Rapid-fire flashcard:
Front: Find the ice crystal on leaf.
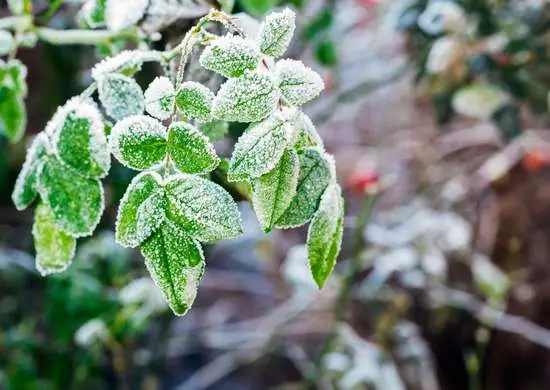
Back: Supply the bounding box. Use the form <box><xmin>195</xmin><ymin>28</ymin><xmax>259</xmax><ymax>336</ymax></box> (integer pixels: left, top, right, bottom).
<box><xmin>98</xmin><ymin>73</ymin><xmax>145</xmax><ymax>121</ymax></box>
<box><xmin>212</xmin><ymin>71</ymin><xmax>279</xmax><ymax>123</ymax></box>
<box><xmin>91</xmin><ymin>50</ymin><xmax>164</xmax><ymax>81</ymax></box>
<box><xmin>228</xmin><ymin>113</ymin><xmax>291</xmax><ymax>182</ymax></box>
<box><xmin>200</xmin><ymin>35</ymin><xmax>261</xmax><ymax>78</ymax></box>
<box><xmin>167</xmin><ymin>122</ymin><xmax>219</xmax><ymax>174</ymax></box>
<box><xmin>165</xmin><ymin>174</ymin><xmax>243</xmax><ymax>243</ymax></box>
<box><xmin>109</xmin><ymin>115</ymin><xmax>167</xmax><ymax>170</ymax></box>
<box><xmin>175</xmin><ymin>81</ymin><xmax>215</xmax><ymax>122</ymax></box>
<box><xmin>291</xmin><ymin>110</ymin><xmax>324</xmax><ymax>149</ymax></box>
<box><xmin>307</xmin><ymin>183</ymin><xmax>344</xmax><ymax>288</ymax></box>
<box><xmin>141</xmin><ymin>220</ymin><xmax>205</xmax><ymax>316</ymax></box>
<box><xmin>145</xmin><ymin>76</ymin><xmax>176</xmax><ymax>121</ymax></box>
<box><xmin>275</xmin><ymin>59</ymin><xmax>324</xmax><ymax>107</ymax></box>
<box><xmin>33</xmin><ymin>203</ymin><xmax>76</xmax><ymax>276</ymax></box>
<box><xmin>258</xmin><ymin>8</ymin><xmax>296</xmax><ymax>58</ymax></box>
<box><xmin>105</xmin><ymin>0</ymin><xmax>148</xmax><ymax>32</ymax></box>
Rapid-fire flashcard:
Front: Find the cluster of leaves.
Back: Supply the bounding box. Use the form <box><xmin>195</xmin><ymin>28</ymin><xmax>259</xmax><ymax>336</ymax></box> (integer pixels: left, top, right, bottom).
<box><xmin>11</xmin><ymin>8</ymin><xmax>344</xmax><ymax>316</ymax></box>
<box><xmin>398</xmin><ymin>0</ymin><xmax>550</xmax><ymax>140</ymax></box>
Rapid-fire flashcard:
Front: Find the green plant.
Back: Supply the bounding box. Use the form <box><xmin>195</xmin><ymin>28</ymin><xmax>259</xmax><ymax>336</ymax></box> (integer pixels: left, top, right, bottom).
<box><xmin>6</xmin><ymin>4</ymin><xmax>344</xmax><ymax>316</ymax></box>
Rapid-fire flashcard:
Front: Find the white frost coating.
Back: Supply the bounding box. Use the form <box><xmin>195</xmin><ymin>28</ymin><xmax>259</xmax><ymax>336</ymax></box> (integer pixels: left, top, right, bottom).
<box><xmin>145</xmin><ymin>76</ymin><xmax>176</xmax><ymax>120</ymax></box>
<box><xmin>258</xmin><ymin>8</ymin><xmax>296</xmax><ymax>58</ymax></box>
<box><xmin>275</xmin><ymin>59</ymin><xmax>324</xmax><ymax>107</ymax></box>
<box><xmin>200</xmin><ymin>34</ymin><xmax>261</xmax><ymax>78</ymax></box>
<box><xmin>175</xmin><ymin>81</ymin><xmax>215</xmax><ymax>122</ymax></box>
<box><xmin>98</xmin><ymin>73</ymin><xmax>145</xmax><ymax>121</ymax></box>
<box><xmin>292</xmin><ymin>110</ymin><xmax>324</xmax><ymax>149</ymax></box>
<box><xmin>141</xmin><ymin>0</ymin><xmax>210</xmax><ymax>33</ymax></box>
<box><xmin>91</xmin><ymin>50</ymin><xmax>164</xmax><ymax>81</ymax></box>
<box><xmin>105</xmin><ymin>0</ymin><xmax>148</xmax><ymax>32</ymax></box>
<box><xmin>44</xmin><ymin>96</ymin><xmax>85</xmax><ymax>136</ymax></box>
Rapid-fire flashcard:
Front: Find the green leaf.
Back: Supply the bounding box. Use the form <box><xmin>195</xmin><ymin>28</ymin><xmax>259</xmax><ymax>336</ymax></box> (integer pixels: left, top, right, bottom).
<box><xmin>258</xmin><ymin>8</ymin><xmax>296</xmax><ymax>58</ymax></box>
<box><xmin>212</xmin><ymin>71</ymin><xmax>279</xmax><ymax>123</ymax></box>
<box><xmin>12</xmin><ymin>133</ymin><xmax>49</xmax><ymax>211</ymax></box>
<box><xmin>141</xmin><ymin>220</ymin><xmax>205</xmax><ymax>316</ymax></box>
<box><xmin>167</xmin><ymin>122</ymin><xmax>219</xmax><ymax>174</ymax></box>
<box><xmin>175</xmin><ymin>81</ymin><xmax>215</xmax><ymax>122</ymax></box>
<box><xmin>79</xmin><ymin>0</ymin><xmax>107</xmax><ymax>28</ymax></box>
<box><xmin>252</xmin><ymin>148</ymin><xmax>299</xmax><ymax>232</ymax></box>
<box><xmin>0</xmin><ymin>87</ymin><xmax>26</xmax><ymax>143</ymax></box>
<box><xmin>307</xmin><ymin>183</ymin><xmax>344</xmax><ymax>288</ymax></box>
<box><xmin>52</xmin><ymin>102</ymin><xmax>110</xmax><ymax>178</ymax></box>
<box><xmin>116</xmin><ymin>171</ymin><xmax>165</xmax><ymax>248</ymax></box>
<box><xmin>200</xmin><ymin>35</ymin><xmax>261</xmax><ymax>78</ymax></box>
<box><xmin>145</xmin><ymin>76</ymin><xmax>175</xmax><ymax>121</ymax></box>
<box><xmin>37</xmin><ymin>157</ymin><xmax>104</xmax><ymax>237</ymax></box>
<box><xmin>33</xmin><ymin>203</ymin><xmax>76</xmax><ymax>276</ymax></box>
<box><xmin>0</xmin><ymin>59</ymin><xmax>27</xmax><ymax>94</ymax></box>
<box><xmin>98</xmin><ymin>73</ymin><xmax>144</xmax><ymax>121</ymax></box>
<box><xmin>165</xmin><ymin>174</ymin><xmax>243</xmax><ymax>243</ymax></box>
<box><xmin>291</xmin><ymin>110</ymin><xmax>324</xmax><ymax>149</ymax></box>
<box><xmin>275</xmin><ymin>59</ymin><xmax>324</xmax><ymax>106</ymax></box>
<box><xmin>109</xmin><ymin>115</ymin><xmax>167</xmax><ymax>170</ymax></box>
<box><xmin>275</xmin><ymin>148</ymin><xmax>331</xmax><ymax>228</ymax></box>
<box><xmin>228</xmin><ymin>113</ymin><xmax>291</xmax><ymax>182</ymax></box>
<box><xmin>198</xmin><ymin>120</ymin><xmax>229</xmax><ymax>142</ymax></box>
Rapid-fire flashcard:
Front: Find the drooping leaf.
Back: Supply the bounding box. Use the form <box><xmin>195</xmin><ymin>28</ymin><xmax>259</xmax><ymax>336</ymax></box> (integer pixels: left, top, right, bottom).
<box><xmin>275</xmin><ymin>148</ymin><xmax>331</xmax><ymax>228</ymax></box>
<box><xmin>275</xmin><ymin>59</ymin><xmax>324</xmax><ymax>106</ymax></box>
<box><xmin>199</xmin><ymin>35</ymin><xmax>261</xmax><ymax>78</ymax></box>
<box><xmin>116</xmin><ymin>171</ymin><xmax>165</xmax><ymax>247</ymax></box>
<box><xmin>258</xmin><ymin>8</ymin><xmax>296</xmax><ymax>58</ymax></box>
<box><xmin>37</xmin><ymin>157</ymin><xmax>104</xmax><ymax>237</ymax></box>
<box><xmin>145</xmin><ymin>76</ymin><xmax>176</xmax><ymax>120</ymax></box>
<box><xmin>165</xmin><ymin>174</ymin><xmax>243</xmax><ymax>243</ymax></box>
<box><xmin>228</xmin><ymin>113</ymin><xmax>291</xmax><ymax>182</ymax></box>
<box><xmin>109</xmin><ymin>115</ymin><xmax>167</xmax><ymax>170</ymax></box>
<box><xmin>12</xmin><ymin>133</ymin><xmax>49</xmax><ymax>211</ymax></box>
<box><xmin>33</xmin><ymin>203</ymin><xmax>76</xmax><ymax>276</ymax></box>
<box><xmin>291</xmin><ymin>110</ymin><xmax>324</xmax><ymax>149</ymax></box>
<box><xmin>211</xmin><ymin>71</ymin><xmax>279</xmax><ymax>123</ymax></box>
<box><xmin>252</xmin><ymin>148</ymin><xmax>299</xmax><ymax>232</ymax></box>
<box><xmin>98</xmin><ymin>73</ymin><xmax>145</xmax><ymax>121</ymax></box>
<box><xmin>306</xmin><ymin>183</ymin><xmax>344</xmax><ymax>288</ymax></box>
<box><xmin>198</xmin><ymin>119</ymin><xmax>229</xmax><ymax>141</ymax></box>
<box><xmin>141</xmin><ymin>220</ymin><xmax>205</xmax><ymax>316</ymax></box>
<box><xmin>167</xmin><ymin>122</ymin><xmax>219</xmax><ymax>174</ymax></box>
<box><xmin>175</xmin><ymin>81</ymin><xmax>215</xmax><ymax>122</ymax></box>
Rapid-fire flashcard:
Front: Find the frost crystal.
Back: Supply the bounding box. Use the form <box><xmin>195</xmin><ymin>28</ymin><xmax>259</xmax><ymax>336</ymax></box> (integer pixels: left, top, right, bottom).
<box><xmin>175</xmin><ymin>81</ymin><xmax>215</xmax><ymax>122</ymax></box>
<box><xmin>145</xmin><ymin>76</ymin><xmax>176</xmax><ymax>120</ymax></box>
<box><xmin>307</xmin><ymin>184</ymin><xmax>344</xmax><ymax>288</ymax></box>
<box><xmin>91</xmin><ymin>50</ymin><xmax>164</xmax><ymax>81</ymax></box>
<box><xmin>141</xmin><ymin>220</ymin><xmax>205</xmax><ymax>316</ymax></box>
<box><xmin>258</xmin><ymin>8</ymin><xmax>296</xmax><ymax>58</ymax></box>
<box><xmin>292</xmin><ymin>110</ymin><xmax>324</xmax><ymax>149</ymax></box>
<box><xmin>109</xmin><ymin>115</ymin><xmax>167</xmax><ymax>170</ymax></box>
<box><xmin>252</xmin><ymin>148</ymin><xmax>299</xmax><ymax>232</ymax></box>
<box><xmin>275</xmin><ymin>59</ymin><xmax>324</xmax><ymax>107</ymax></box>
<box><xmin>212</xmin><ymin>71</ymin><xmax>279</xmax><ymax>123</ymax></box>
<box><xmin>200</xmin><ymin>35</ymin><xmax>261</xmax><ymax>78</ymax></box>
<box><xmin>167</xmin><ymin>122</ymin><xmax>220</xmax><ymax>174</ymax></box>
<box><xmin>165</xmin><ymin>174</ymin><xmax>243</xmax><ymax>243</ymax></box>
<box><xmin>275</xmin><ymin>148</ymin><xmax>331</xmax><ymax>228</ymax></box>
<box><xmin>105</xmin><ymin>0</ymin><xmax>148</xmax><ymax>32</ymax></box>
<box><xmin>228</xmin><ymin>113</ymin><xmax>291</xmax><ymax>182</ymax></box>
<box><xmin>98</xmin><ymin>73</ymin><xmax>145</xmax><ymax>121</ymax></box>
<box><xmin>33</xmin><ymin>203</ymin><xmax>76</xmax><ymax>276</ymax></box>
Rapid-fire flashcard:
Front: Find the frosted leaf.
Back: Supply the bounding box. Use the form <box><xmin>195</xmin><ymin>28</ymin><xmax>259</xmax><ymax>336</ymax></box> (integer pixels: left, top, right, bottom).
<box><xmin>91</xmin><ymin>50</ymin><xmax>164</xmax><ymax>81</ymax></box>
<box><xmin>145</xmin><ymin>76</ymin><xmax>175</xmax><ymax>120</ymax></box>
<box><xmin>98</xmin><ymin>73</ymin><xmax>145</xmax><ymax>121</ymax></box>
<box><xmin>51</xmin><ymin>101</ymin><xmax>110</xmax><ymax>178</ymax></box>
<box><xmin>109</xmin><ymin>115</ymin><xmax>167</xmax><ymax>170</ymax></box>
<box><xmin>79</xmin><ymin>0</ymin><xmax>106</xmax><ymax>28</ymax></box>
<box><xmin>167</xmin><ymin>122</ymin><xmax>219</xmax><ymax>174</ymax></box>
<box><xmin>199</xmin><ymin>35</ymin><xmax>261</xmax><ymax>78</ymax></box>
<box><xmin>137</xmin><ymin>188</ymin><xmax>166</xmax><ymax>242</ymax></box>
<box><xmin>141</xmin><ymin>220</ymin><xmax>205</xmax><ymax>316</ymax></box>
<box><xmin>12</xmin><ymin>133</ymin><xmax>49</xmax><ymax>211</ymax></box>
<box><xmin>452</xmin><ymin>84</ymin><xmax>509</xmax><ymax>120</ymax></box>
<box><xmin>275</xmin><ymin>148</ymin><xmax>331</xmax><ymax>228</ymax></box>
<box><xmin>105</xmin><ymin>0</ymin><xmax>148</xmax><ymax>32</ymax></box>
<box><xmin>212</xmin><ymin>71</ymin><xmax>279</xmax><ymax>123</ymax></box>
<box><xmin>307</xmin><ymin>183</ymin><xmax>344</xmax><ymax>288</ymax></box>
<box><xmin>0</xmin><ymin>30</ymin><xmax>14</xmax><ymax>56</ymax></box>
<box><xmin>165</xmin><ymin>174</ymin><xmax>243</xmax><ymax>243</ymax></box>
<box><xmin>116</xmin><ymin>171</ymin><xmax>164</xmax><ymax>248</ymax></box>
<box><xmin>228</xmin><ymin>113</ymin><xmax>291</xmax><ymax>182</ymax></box>
<box><xmin>175</xmin><ymin>81</ymin><xmax>215</xmax><ymax>122</ymax></box>
<box><xmin>275</xmin><ymin>59</ymin><xmax>324</xmax><ymax>107</ymax></box>
<box><xmin>0</xmin><ymin>59</ymin><xmax>27</xmax><ymax>94</ymax></box>
<box><xmin>292</xmin><ymin>110</ymin><xmax>324</xmax><ymax>149</ymax></box>
<box><xmin>258</xmin><ymin>8</ymin><xmax>296</xmax><ymax>58</ymax></box>
<box><xmin>37</xmin><ymin>157</ymin><xmax>104</xmax><ymax>237</ymax></box>
<box><xmin>33</xmin><ymin>203</ymin><xmax>76</xmax><ymax>276</ymax></box>
<box><xmin>198</xmin><ymin>120</ymin><xmax>229</xmax><ymax>141</ymax></box>
<box><xmin>140</xmin><ymin>0</ymin><xmax>209</xmax><ymax>33</ymax></box>
<box><xmin>252</xmin><ymin>148</ymin><xmax>299</xmax><ymax>232</ymax></box>
<box><xmin>44</xmin><ymin>96</ymin><xmax>82</xmax><ymax>136</ymax></box>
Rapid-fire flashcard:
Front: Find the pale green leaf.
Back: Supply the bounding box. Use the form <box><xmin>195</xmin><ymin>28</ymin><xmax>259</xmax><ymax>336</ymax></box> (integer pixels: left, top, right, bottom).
<box><xmin>141</xmin><ymin>220</ymin><xmax>205</xmax><ymax>316</ymax></box>
<box><xmin>200</xmin><ymin>35</ymin><xmax>261</xmax><ymax>78</ymax></box>
<box><xmin>145</xmin><ymin>76</ymin><xmax>175</xmax><ymax>120</ymax></box>
<box><xmin>98</xmin><ymin>73</ymin><xmax>145</xmax><ymax>121</ymax></box>
<box><xmin>307</xmin><ymin>183</ymin><xmax>344</xmax><ymax>288</ymax></box>
<box><xmin>198</xmin><ymin>120</ymin><xmax>229</xmax><ymax>142</ymax></box>
<box><xmin>167</xmin><ymin>122</ymin><xmax>219</xmax><ymax>174</ymax></box>
<box><xmin>275</xmin><ymin>59</ymin><xmax>324</xmax><ymax>106</ymax></box>
<box><xmin>165</xmin><ymin>174</ymin><xmax>243</xmax><ymax>243</ymax></box>
<box><xmin>175</xmin><ymin>81</ymin><xmax>214</xmax><ymax>122</ymax></box>
<box><xmin>258</xmin><ymin>8</ymin><xmax>296</xmax><ymax>58</ymax></box>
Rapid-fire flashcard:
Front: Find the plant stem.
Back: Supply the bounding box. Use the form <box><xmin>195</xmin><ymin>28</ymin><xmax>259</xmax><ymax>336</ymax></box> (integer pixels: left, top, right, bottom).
<box><xmin>0</xmin><ymin>16</ymin><xmax>31</xmax><ymax>30</ymax></box>
<box><xmin>34</xmin><ymin>27</ymin><xmax>137</xmax><ymax>45</ymax></box>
